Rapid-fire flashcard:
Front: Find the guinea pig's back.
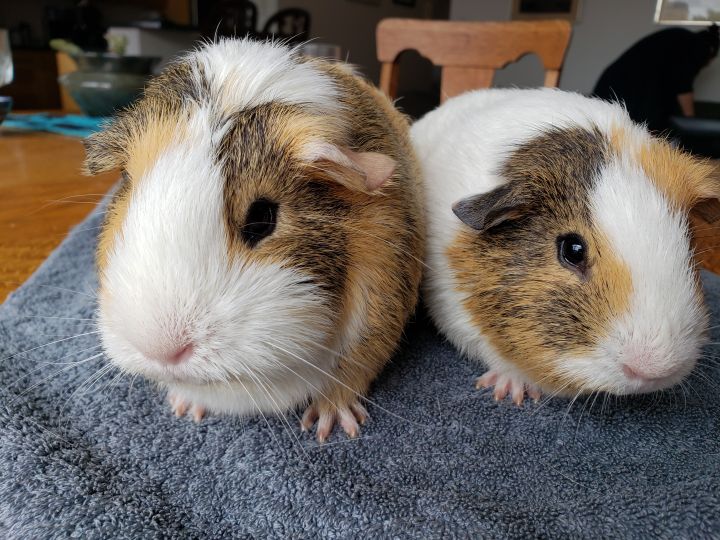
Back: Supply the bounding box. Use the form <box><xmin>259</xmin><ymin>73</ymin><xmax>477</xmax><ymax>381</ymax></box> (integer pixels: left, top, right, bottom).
<box><xmin>306</xmin><ymin>59</ymin><xmax>426</xmax><ymax>336</ymax></box>
<box><xmin>316</xmin><ymin>61</ymin><xmax>422</xmax><ymax>201</ymax></box>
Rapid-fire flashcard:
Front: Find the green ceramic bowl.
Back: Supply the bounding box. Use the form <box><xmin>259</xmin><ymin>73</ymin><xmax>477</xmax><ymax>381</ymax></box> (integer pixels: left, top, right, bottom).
<box><xmin>59</xmin><ymin>71</ymin><xmax>149</xmax><ymax>117</ymax></box>
<box><xmin>71</xmin><ymin>53</ymin><xmax>160</xmax><ymax>75</ymax></box>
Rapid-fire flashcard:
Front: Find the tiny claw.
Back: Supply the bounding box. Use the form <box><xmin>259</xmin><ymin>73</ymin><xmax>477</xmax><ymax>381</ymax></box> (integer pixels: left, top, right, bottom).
<box><xmin>168</xmin><ymin>392</ymin><xmax>207</xmax><ymax>420</ymax></box>
<box><xmin>511</xmin><ymin>381</ymin><xmax>525</xmax><ymax>406</ymax></box>
<box><xmin>351</xmin><ymin>402</ymin><xmax>369</xmax><ymax>425</ymax></box>
<box><xmin>191</xmin><ymin>405</ymin><xmax>206</xmax><ymax>423</ymax></box>
<box><xmin>493</xmin><ymin>379</ymin><xmax>510</xmax><ymax>401</ymax></box>
<box><xmin>339</xmin><ymin>409</ymin><xmax>359</xmax><ymax>438</ymax></box>
<box><xmin>300</xmin><ymin>405</ymin><xmax>318</xmax><ymax>432</ymax></box>
<box><xmin>301</xmin><ymin>399</ymin><xmax>368</xmax><ymax>442</ymax></box>
<box><xmin>315</xmin><ymin>413</ymin><xmax>334</xmax><ymax>444</ymax></box>
<box><xmin>475</xmin><ymin>371</ymin><xmax>498</xmax><ymax>389</ymax></box>
<box><xmin>477</xmin><ymin>369</ymin><xmax>542</xmax><ymax>406</ymax></box>
<box><xmin>173</xmin><ymin>400</ymin><xmax>188</xmax><ymax>417</ymax></box>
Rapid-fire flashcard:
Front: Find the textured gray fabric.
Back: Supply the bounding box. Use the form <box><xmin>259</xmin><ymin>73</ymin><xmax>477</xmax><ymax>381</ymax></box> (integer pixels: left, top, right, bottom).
<box><xmin>1</xmin><ymin>202</ymin><xmax>720</xmax><ymax>539</ymax></box>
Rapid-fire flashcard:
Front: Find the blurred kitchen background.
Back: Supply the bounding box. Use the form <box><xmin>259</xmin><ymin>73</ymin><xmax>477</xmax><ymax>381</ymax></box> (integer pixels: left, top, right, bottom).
<box><xmin>3</xmin><ymin>0</ymin><xmax>720</xmax><ymax>300</ymax></box>
<box><xmin>1</xmin><ymin>0</ymin><xmax>718</xmax><ymax>119</ymax></box>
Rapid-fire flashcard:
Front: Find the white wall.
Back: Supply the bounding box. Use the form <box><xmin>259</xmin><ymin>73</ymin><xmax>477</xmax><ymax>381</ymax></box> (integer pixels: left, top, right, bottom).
<box><xmin>450</xmin><ymin>0</ymin><xmax>720</xmax><ymax>102</ymax></box>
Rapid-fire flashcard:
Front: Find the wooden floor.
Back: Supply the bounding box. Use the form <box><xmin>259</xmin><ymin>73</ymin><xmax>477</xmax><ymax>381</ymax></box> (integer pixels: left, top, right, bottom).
<box><xmin>0</xmin><ymin>128</ymin><xmax>720</xmax><ymax>304</ymax></box>
<box><xmin>0</xmin><ymin>129</ymin><xmax>118</xmax><ymax>302</ymax></box>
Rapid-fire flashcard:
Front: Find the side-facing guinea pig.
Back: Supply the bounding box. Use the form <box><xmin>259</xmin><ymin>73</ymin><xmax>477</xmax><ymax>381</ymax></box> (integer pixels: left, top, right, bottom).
<box><xmin>411</xmin><ymin>88</ymin><xmax>717</xmax><ymax>404</ymax></box>
<box><xmin>83</xmin><ymin>39</ymin><xmax>424</xmax><ymax>441</ymax></box>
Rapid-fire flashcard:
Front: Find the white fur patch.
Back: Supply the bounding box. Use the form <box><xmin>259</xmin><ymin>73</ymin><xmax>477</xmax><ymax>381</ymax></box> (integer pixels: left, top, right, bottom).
<box><xmin>185</xmin><ymin>38</ymin><xmax>343</xmax><ymax>118</ymax></box>
<box><xmin>560</xmin><ymin>155</ymin><xmax>705</xmax><ymax>394</ymax></box>
<box><xmin>99</xmin><ymin>107</ymin><xmax>338</xmax><ymax>416</ymax></box>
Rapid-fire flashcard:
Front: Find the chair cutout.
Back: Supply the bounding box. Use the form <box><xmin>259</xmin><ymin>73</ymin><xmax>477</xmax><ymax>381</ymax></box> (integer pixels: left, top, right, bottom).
<box><xmin>376</xmin><ymin>19</ymin><xmax>572</xmax><ymax>102</ymax></box>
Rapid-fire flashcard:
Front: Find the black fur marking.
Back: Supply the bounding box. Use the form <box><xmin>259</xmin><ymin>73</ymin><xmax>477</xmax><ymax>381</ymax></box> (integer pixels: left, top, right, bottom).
<box><xmin>459</xmin><ymin>126</ymin><xmax>612</xmax><ymax>353</ymax></box>
<box><xmin>219</xmin><ymin>103</ymin><xmax>351</xmax><ymax>309</ymax></box>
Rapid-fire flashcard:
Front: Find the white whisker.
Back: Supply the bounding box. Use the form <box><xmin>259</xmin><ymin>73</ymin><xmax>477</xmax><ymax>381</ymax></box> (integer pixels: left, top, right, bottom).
<box><xmin>1</xmin><ymin>331</ymin><xmax>101</xmax><ymax>362</ymax></box>
<box><xmin>265</xmin><ymin>338</ymin><xmax>427</xmax><ymax>429</ymax></box>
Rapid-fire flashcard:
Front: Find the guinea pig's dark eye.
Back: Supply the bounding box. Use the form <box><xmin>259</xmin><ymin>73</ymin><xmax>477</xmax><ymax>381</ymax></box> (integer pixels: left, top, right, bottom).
<box><xmin>242</xmin><ymin>199</ymin><xmax>278</xmax><ymax>247</ymax></box>
<box><xmin>557</xmin><ymin>233</ymin><xmax>587</xmax><ymax>273</ymax></box>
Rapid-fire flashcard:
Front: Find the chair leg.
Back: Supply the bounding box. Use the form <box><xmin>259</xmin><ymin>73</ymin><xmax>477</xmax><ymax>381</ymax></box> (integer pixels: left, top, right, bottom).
<box><xmin>379</xmin><ymin>62</ymin><xmax>400</xmax><ymax>99</ymax></box>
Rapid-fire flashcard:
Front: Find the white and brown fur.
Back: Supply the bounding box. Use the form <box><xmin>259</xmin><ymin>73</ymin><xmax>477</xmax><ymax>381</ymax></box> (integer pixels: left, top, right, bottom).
<box><xmin>411</xmin><ymin>88</ymin><xmax>717</xmax><ymax>403</ymax></box>
<box><xmin>84</xmin><ymin>39</ymin><xmax>424</xmax><ymax>441</ymax></box>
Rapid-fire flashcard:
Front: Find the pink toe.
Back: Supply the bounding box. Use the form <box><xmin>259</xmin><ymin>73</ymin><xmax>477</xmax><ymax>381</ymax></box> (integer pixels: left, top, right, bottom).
<box><xmin>300</xmin><ymin>405</ymin><xmax>318</xmax><ymax>432</ymax></box>
<box><xmin>476</xmin><ymin>371</ymin><xmax>498</xmax><ymax>389</ymax></box>
<box><xmin>351</xmin><ymin>402</ymin><xmax>369</xmax><ymax>425</ymax></box>
<box><xmin>511</xmin><ymin>384</ymin><xmax>525</xmax><ymax>406</ymax></box>
<box><xmin>191</xmin><ymin>406</ymin><xmax>205</xmax><ymax>423</ymax></box>
<box><xmin>339</xmin><ymin>409</ymin><xmax>360</xmax><ymax>438</ymax></box>
<box><xmin>316</xmin><ymin>413</ymin><xmax>335</xmax><ymax>443</ymax></box>
<box><xmin>174</xmin><ymin>401</ymin><xmax>188</xmax><ymax>417</ymax></box>
<box><xmin>494</xmin><ymin>379</ymin><xmax>510</xmax><ymax>401</ymax></box>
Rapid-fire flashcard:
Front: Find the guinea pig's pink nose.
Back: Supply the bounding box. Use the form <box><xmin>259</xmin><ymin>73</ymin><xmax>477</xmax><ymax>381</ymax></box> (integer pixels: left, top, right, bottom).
<box><xmin>144</xmin><ymin>343</ymin><xmax>195</xmax><ymax>365</ymax></box>
<box><xmin>167</xmin><ymin>344</ymin><xmax>195</xmax><ymax>364</ymax></box>
<box><xmin>622</xmin><ymin>363</ymin><xmax>646</xmax><ymax>380</ymax></box>
<box><xmin>620</xmin><ymin>346</ymin><xmax>677</xmax><ymax>381</ymax></box>
<box><xmin>621</xmin><ymin>361</ymin><xmax>669</xmax><ymax>381</ymax></box>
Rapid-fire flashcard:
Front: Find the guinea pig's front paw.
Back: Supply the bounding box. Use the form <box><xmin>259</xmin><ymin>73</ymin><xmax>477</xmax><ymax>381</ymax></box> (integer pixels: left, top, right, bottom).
<box><xmin>475</xmin><ymin>370</ymin><xmax>541</xmax><ymax>406</ymax></box>
<box><xmin>168</xmin><ymin>391</ymin><xmax>206</xmax><ymax>423</ymax></box>
<box><xmin>300</xmin><ymin>398</ymin><xmax>369</xmax><ymax>443</ymax></box>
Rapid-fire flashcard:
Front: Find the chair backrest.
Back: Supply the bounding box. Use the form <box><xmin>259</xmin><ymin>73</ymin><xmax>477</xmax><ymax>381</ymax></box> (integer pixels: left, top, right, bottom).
<box><xmin>376</xmin><ymin>19</ymin><xmax>572</xmax><ymax>102</ymax></box>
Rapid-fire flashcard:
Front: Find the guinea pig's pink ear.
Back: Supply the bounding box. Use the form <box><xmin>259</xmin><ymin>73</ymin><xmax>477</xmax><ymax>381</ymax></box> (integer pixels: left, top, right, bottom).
<box><xmin>452</xmin><ymin>183</ymin><xmax>529</xmax><ymax>232</ymax></box>
<box><xmin>300</xmin><ymin>141</ymin><xmax>395</xmax><ymax>194</ymax></box>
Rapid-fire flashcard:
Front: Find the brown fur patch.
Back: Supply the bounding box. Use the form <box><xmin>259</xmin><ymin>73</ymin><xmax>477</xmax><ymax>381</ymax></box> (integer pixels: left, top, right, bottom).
<box><xmin>124</xmin><ymin>115</ymin><xmax>189</xmax><ymax>182</ymax></box>
<box><xmin>83</xmin><ymin>57</ymin><xmax>208</xmax><ymax>175</ymax></box>
<box><xmin>96</xmin><ymin>173</ymin><xmax>132</xmax><ymax>273</ymax></box>
<box><xmin>312</xmin><ymin>62</ymin><xmax>424</xmax><ymax>405</ymax></box>
<box><xmin>447</xmin><ymin>127</ymin><xmax>632</xmax><ymax>393</ymax></box>
<box><xmin>610</xmin><ymin>126</ymin><xmax>717</xmax><ymax>210</ymax></box>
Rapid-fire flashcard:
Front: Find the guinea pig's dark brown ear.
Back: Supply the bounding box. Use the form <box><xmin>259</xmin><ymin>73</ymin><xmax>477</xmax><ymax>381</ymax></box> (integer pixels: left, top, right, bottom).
<box><xmin>82</xmin><ymin>121</ymin><xmax>128</xmax><ymax>175</ymax></box>
<box><xmin>300</xmin><ymin>142</ymin><xmax>395</xmax><ymax>194</ymax></box>
<box><xmin>452</xmin><ymin>183</ymin><xmax>530</xmax><ymax>232</ymax></box>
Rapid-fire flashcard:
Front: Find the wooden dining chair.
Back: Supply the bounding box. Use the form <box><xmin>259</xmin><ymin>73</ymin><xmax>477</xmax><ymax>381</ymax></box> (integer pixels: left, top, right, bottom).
<box><xmin>376</xmin><ymin>19</ymin><xmax>572</xmax><ymax>102</ymax></box>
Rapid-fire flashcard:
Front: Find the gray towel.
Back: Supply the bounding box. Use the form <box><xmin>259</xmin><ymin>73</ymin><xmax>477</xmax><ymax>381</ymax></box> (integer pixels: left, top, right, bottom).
<box><xmin>1</xmin><ymin>202</ymin><xmax>719</xmax><ymax>539</ymax></box>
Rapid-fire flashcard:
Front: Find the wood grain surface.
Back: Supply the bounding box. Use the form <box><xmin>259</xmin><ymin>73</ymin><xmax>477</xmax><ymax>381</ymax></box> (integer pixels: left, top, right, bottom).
<box><xmin>0</xmin><ymin>129</ymin><xmax>118</xmax><ymax>302</ymax></box>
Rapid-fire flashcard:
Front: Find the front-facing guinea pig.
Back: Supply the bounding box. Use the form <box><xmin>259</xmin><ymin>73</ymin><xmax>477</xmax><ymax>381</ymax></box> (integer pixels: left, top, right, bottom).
<box><xmin>83</xmin><ymin>39</ymin><xmax>424</xmax><ymax>441</ymax></box>
<box><xmin>411</xmin><ymin>88</ymin><xmax>717</xmax><ymax>404</ymax></box>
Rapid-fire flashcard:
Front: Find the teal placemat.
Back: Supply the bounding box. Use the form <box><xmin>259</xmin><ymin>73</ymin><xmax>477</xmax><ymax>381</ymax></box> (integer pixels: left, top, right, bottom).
<box><xmin>2</xmin><ymin>113</ymin><xmax>107</xmax><ymax>138</ymax></box>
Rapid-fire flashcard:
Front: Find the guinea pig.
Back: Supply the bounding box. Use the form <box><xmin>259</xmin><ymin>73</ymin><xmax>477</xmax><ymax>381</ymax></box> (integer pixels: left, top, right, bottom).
<box><xmin>411</xmin><ymin>88</ymin><xmax>717</xmax><ymax>404</ymax></box>
<box><xmin>83</xmin><ymin>39</ymin><xmax>424</xmax><ymax>442</ymax></box>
